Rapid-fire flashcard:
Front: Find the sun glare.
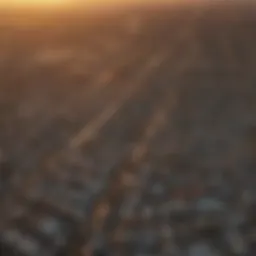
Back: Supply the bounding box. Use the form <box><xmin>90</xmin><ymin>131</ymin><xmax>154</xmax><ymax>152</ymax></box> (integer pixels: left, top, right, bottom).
<box><xmin>1</xmin><ymin>0</ymin><xmax>72</xmax><ymax>9</ymax></box>
<box><xmin>0</xmin><ymin>0</ymin><xmax>183</xmax><ymax>11</ymax></box>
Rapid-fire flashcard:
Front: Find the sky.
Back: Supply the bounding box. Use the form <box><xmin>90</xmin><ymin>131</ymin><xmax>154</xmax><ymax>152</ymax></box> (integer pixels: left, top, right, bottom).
<box><xmin>0</xmin><ymin>0</ymin><xmax>182</xmax><ymax>9</ymax></box>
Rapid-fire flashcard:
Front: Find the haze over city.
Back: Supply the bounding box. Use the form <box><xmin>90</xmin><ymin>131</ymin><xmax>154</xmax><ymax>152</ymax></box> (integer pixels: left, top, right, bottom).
<box><xmin>0</xmin><ymin>0</ymin><xmax>255</xmax><ymax>256</ymax></box>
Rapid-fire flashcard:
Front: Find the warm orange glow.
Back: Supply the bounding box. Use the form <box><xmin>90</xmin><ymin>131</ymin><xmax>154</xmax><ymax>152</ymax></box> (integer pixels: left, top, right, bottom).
<box><xmin>1</xmin><ymin>0</ymin><xmax>71</xmax><ymax>9</ymax></box>
<box><xmin>0</xmin><ymin>0</ymin><xmax>183</xmax><ymax>10</ymax></box>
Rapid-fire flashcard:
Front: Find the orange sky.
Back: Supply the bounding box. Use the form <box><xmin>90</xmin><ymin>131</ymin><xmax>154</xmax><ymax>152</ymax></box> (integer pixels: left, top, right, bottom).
<box><xmin>0</xmin><ymin>0</ymin><xmax>182</xmax><ymax>9</ymax></box>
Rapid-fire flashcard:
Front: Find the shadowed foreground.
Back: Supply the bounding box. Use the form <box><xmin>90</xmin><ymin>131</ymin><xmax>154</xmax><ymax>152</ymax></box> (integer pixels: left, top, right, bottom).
<box><xmin>0</xmin><ymin>2</ymin><xmax>256</xmax><ymax>256</ymax></box>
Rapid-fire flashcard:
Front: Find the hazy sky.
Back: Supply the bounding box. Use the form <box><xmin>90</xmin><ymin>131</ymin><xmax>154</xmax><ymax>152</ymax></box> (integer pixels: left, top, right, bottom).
<box><xmin>0</xmin><ymin>0</ymin><xmax>182</xmax><ymax>9</ymax></box>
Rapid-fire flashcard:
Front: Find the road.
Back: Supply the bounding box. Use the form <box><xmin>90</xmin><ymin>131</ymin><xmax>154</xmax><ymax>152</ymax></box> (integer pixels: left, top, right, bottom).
<box><xmin>0</xmin><ymin>2</ymin><xmax>256</xmax><ymax>256</ymax></box>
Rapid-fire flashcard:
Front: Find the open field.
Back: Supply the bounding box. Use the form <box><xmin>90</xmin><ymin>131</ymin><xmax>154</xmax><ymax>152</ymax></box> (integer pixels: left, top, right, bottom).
<box><xmin>0</xmin><ymin>2</ymin><xmax>256</xmax><ymax>255</ymax></box>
